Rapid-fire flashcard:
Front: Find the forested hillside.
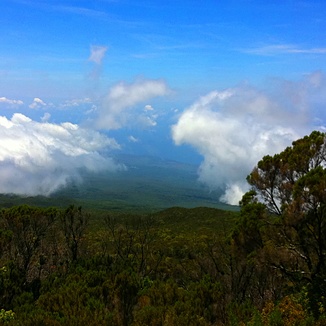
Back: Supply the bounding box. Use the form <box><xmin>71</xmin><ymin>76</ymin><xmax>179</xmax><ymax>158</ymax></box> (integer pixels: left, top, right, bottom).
<box><xmin>1</xmin><ymin>131</ymin><xmax>326</xmax><ymax>325</ymax></box>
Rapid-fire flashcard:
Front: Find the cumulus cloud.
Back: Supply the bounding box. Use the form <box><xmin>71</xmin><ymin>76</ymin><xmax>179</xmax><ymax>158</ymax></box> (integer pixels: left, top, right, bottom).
<box><xmin>88</xmin><ymin>45</ymin><xmax>108</xmax><ymax>64</ymax></box>
<box><xmin>0</xmin><ymin>113</ymin><xmax>120</xmax><ymax>196</ymax></box>
<box><xmin>95</xmin><ymin>79</ymin><xmax>169</xmax><ymax>129</ymax></box>
<box><xmin>0</xmin><ymin>97</ymin><xmax>24</xmax><ymax>106</ymax></box>
<box><xmin>29</xmin><ymin>97</ymin><xmax>47</xmax><ymax>109</ymax></box>
<box><xmin>172</xmin><ymin>73</ymin><xmax>324</xmax><ymax>205</ymax></box>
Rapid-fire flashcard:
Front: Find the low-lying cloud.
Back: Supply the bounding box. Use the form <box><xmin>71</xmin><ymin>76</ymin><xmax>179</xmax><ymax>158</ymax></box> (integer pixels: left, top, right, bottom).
<box><xmin>172</xmin><ymin>72</ymin><xmax>324</xmax><ymax>205</ymax></box>
<box><xmin>0</xmin><ymin>113</ymin><xmax>120</xmax><ymax>196</ymax></box>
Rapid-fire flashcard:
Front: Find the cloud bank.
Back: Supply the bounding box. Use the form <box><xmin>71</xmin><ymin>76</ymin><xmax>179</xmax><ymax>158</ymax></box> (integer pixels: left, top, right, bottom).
<box><xmin>172</xmin><ymin>72</ymin><xmax>324</xmax><ymax>205</ymax></box>
<box><xmin>95</xmin><ymin>79</ymin><xmax>169</xmax><ymax>129</ymax></box>
<box><xmin>0</xmin><ymin>113</ymin><xmax>120</xmax><ymax>196</ymax></box>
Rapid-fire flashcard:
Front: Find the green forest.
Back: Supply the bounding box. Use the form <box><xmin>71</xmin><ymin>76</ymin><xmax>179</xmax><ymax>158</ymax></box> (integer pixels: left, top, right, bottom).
<box><xmin>1</xmin><ymin>131</ymin><xmax>326</xmax><ymax>325</ymax></box>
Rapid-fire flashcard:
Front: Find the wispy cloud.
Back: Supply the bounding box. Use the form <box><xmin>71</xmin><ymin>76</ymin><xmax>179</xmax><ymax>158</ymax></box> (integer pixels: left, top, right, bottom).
<box><xmin>0</xmin><ymin>97</ymin><xmax>24</xmax><ymax>106</ymax></box>
<box><xmin>244</xmin><ymin>44</ymin><xmax>326</xmax><ymax>55</ymax></box>
<box><xmin>53</xmin><ymin>5</ymin><xmax>107</xmax><ymax>17</ymax></box>
<box><xmin>13</xmin><ymin>1</ymin><xmax>107</xmax><ymax>18</ymax></box>
<box><xmin>89</xmin><ymin>45</ymin><xmax>108</xmax><ymax>65</ymax></box>
<box><xmin>128</xmin><ymin>135</ymin><xmax>139</xmax><ymax>143</ymax></box>
<box><xmin>88</xmin><ymin>45</ymin><xmax>108</xmax><ymax>80</ymax></box>
<box><xmin>144</xmin><ymin>104</ymin><xmax>154</xmax><ymax>111</ymax></box>
<box><xmin>41</xmin><ymin>112</ymin><xmax>51</xmax><ymax>122</ymax></box>
<box><xmin>59</xmin><ymin>97</ymin><xmax>93</xmax><ymax>109</ymax></box>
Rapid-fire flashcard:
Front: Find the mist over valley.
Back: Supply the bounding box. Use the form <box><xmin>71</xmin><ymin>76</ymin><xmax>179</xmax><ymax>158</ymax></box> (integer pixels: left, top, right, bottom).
<box><xmin>0</xmin><ymin>154</ymin><xmax>236</xmax><ymax>213</ymax></box>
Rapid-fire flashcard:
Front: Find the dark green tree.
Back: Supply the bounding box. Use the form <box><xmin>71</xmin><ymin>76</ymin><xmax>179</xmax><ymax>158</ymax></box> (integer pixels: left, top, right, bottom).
<box><xmin>0</xmin><ymin>205</ymin><xmax>57</xmax><ymax>278</ymax></box>
<box><xmin>104</xmin><ymin>215</ymin><xmax>162</xmax><ymax>278</ymax></box>
<box><xmin>0</xmin><ymin>205</ymin><xmax>58</xmax><ymax>308</ymax></box>
<box><xmin>60</xmin><ymin>205</ymin><xmax>89</xmax><ymax>262</ymax></box>
<box><xmin>243</xmin><ymin>130</ymin><xmax>326</xmax><ymax>317</ymax></box>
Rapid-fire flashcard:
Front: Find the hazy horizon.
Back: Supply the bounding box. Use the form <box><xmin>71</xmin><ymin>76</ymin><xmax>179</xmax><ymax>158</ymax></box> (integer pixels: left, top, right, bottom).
<box><xmin>1</xmin><ymin>0</ymin><xmax>326</xmax><ymax>205</ymax></box>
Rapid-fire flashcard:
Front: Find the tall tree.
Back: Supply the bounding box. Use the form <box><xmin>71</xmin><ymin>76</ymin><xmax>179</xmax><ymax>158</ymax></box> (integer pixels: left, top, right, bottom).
<box><xmin>60</xmin><ymin>205</ymin><xmax>89</xmax><ymax>262</ymax></box>
<box><xmin>1</xmin><ymin>205</ymin><xmax>57</xmax><ymax>277</ymax></box>
<box><xmin>242</xmin><ymin>130</ymin><xmax>326</xmax><ymax>316</ymax></box>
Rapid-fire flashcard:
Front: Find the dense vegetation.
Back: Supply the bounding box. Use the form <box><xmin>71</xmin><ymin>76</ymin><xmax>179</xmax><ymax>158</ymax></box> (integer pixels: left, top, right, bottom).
<box><xmin>1</xmin><ymin>131</ymin><xmax>326</xmax><ymax>325</ymax></box>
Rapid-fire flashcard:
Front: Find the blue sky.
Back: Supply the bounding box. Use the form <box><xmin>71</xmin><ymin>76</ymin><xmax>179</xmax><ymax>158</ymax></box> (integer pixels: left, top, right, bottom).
<box><xmin>2</xmin><ymin>1</ymin><xmax>326</xmax><ymax>98</ymax></box>
<box><xmin>1</xmin><ymin>0</ymin><xmax>326</xmax><ymax>203</ymax></box>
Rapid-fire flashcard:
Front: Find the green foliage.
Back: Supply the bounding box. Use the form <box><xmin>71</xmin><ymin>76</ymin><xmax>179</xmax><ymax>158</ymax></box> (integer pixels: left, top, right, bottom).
<box><xmin>3</xmin><ymin>132</ymin><xmax>326</xmax><ymax>326</ymax></box>
<box><xmin>133</xmin><ymin>277</ymin><xmax>223</xmax><ymax>326</ymax></box>
<box><xmin>0</xmin><ymin>308</ymin><xmax>15</xmax><ymax>323</ymax></box>
<box><xmin>60</xmin><ymin>205</ymin><xmax>89</xmax><ymax>262</ymax></box>
<box><xmin>243</xmin><ymin>130</ymin><xmax>326</xmax><ymax>321</ymax></box>
<box><xmin>0</xmin><ymin>205</ymin><xmax>241</xmax><ymax>325</ymax></box>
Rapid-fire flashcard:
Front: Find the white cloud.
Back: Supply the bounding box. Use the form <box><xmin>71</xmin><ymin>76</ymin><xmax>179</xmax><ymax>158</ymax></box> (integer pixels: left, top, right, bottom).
<box><xmin>220</xmin><ymin>183</ymin><xmax>248</xmax><ymax>206</ymax></box>
<box><xmin>0</xmin><ymin>97</ymin><xmax>24</xmax><ymax>106</ymax></box>
<box><xmin>89</xmin><ymin>45</ymin><xmax>108</xmax><ymax>64</ymax></box>
<box><xmin>88</xmin><ymin>45</ymin><xmax>108</xmax><ymax>79</ymax></box>
<box><xmin>139</xmin><ymin>115</ymin><xmax>157</xmax><ymax>127</ymax></box>
<box><xmin>144</xmin><ymin>104</ymin><xmax>154</xmax><ymax>111</ymax></box>
<box><xmin>95</xmin><ymin>79</ymin><xmax>169</xmax><ymax>129</ymax></box>
<box><xmin>172</xmin><ymin>73</ymin><xmax>324</xmax><ymax>205</ymax></box>
<box><xmin>85</xmin><ymin>104</ymin><xmax>97</xmax><ymax>115</ymax></box>
<box><xmin>29</xmin><ymin>97</ymin><xmax>47</xmax><ymax>109</ymax></box>
<box><xmin>0</xmin><ymin>113</ymin><xmax>121</xmax><ymax>196</ymax></box>
<box><xmin>141</xmin><ymin>106</ymin><xmax>159</xmax><ymax>127</ymax></box>
<box><xmin>41</xmin><ymin>112</ymin><xmax>51</xmax><ymax>122</ymax></box>
<box><xmin>60</xmin><ymin>97</ymin><xmax>93</xmax><ymax>108</ymax></box>
<box><xmin>244</xmin><ymin>44</ymin><xmax>326</xmax><ymax>56</ymax></box>
<box><xmin>128</xmin><ymin>135</ymin><xmax>139</xmax><ymax>143</ymax></box>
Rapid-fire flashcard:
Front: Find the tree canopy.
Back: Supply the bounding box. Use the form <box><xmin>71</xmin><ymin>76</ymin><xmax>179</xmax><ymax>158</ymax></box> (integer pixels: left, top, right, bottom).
<box><xmin>241</xmin><ymin>130</ymin><xmax>326</xmax><ymax>317</ymax></box>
